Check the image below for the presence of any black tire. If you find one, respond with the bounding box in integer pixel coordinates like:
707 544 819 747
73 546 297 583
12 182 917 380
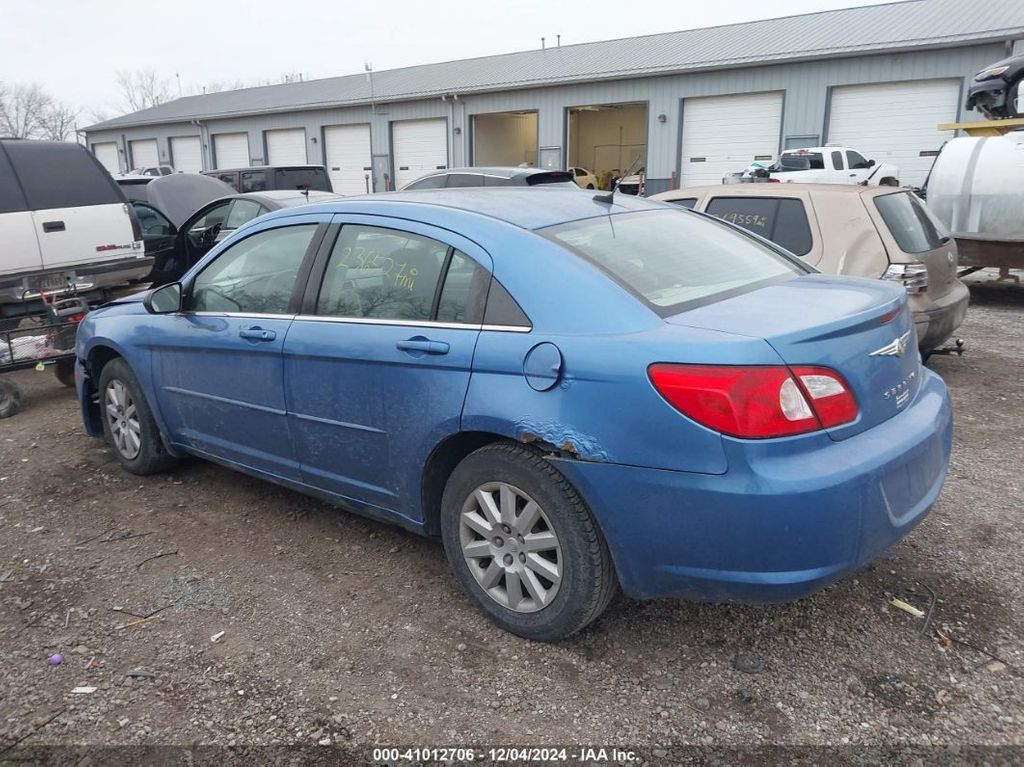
440 442 617 641
586 184 595 190
97 357 177 475
54 358 75 388
0 379 23 419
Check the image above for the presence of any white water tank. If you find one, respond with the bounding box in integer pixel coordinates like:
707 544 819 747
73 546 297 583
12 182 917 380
926 132 1024 240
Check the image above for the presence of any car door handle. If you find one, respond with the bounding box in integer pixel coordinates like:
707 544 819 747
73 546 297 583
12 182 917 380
396 338 449 355
42 221 65 233
239 327 276 341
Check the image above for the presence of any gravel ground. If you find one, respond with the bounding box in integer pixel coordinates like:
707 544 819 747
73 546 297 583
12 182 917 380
0 275 1022 761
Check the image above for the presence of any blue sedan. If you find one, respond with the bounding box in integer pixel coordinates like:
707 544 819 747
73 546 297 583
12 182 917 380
75 189 952 641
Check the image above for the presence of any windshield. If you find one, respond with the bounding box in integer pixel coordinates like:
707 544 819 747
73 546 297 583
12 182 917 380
543 209 806 314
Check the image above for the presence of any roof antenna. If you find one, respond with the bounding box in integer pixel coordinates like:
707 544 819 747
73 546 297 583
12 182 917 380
593 157 643 204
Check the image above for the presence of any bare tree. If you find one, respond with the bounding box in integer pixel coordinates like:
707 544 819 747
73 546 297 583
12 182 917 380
116 70 172 113
38 101 79 141
0 82 52 138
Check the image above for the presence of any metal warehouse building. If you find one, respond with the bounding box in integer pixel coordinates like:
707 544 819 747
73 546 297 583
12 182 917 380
84 0 1024 193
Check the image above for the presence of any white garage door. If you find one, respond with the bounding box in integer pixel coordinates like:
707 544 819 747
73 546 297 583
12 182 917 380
680 92 783 186
826 79 960 188
213 132 250 168
93 142 119 174
266 128 307 166
393 118 448 189
129 139 159 171
324 124 372 195
170 135 203 173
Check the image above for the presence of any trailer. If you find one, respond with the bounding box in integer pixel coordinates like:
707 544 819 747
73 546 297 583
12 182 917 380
926 119 1024 282
0 290 88 419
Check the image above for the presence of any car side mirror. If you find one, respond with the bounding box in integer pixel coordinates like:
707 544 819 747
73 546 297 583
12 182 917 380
144 282 182 314
867 159 876 168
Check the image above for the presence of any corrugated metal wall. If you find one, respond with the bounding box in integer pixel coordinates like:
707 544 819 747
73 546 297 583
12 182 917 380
86 43 1007 193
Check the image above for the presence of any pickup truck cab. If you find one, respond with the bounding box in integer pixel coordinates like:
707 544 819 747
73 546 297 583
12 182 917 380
0 140 148 325
762 147 899 187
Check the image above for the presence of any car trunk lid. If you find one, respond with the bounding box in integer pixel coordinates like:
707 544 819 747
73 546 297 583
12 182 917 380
666 274 921 441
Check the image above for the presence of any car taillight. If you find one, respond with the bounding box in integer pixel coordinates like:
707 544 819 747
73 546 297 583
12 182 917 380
882 263 928 294
648 364 858 439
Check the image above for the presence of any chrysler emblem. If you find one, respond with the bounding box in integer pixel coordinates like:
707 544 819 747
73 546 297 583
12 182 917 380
869 331 912 358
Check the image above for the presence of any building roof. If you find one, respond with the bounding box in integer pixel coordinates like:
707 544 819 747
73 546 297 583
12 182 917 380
86 0 1024 132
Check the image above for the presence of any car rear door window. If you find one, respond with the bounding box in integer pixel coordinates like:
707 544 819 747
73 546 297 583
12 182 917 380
316 225 450 322
225 199 265 229
445 173 484 188
188 224 318 314
435 251 489 324
874 191 949 254
831 151 844 169
405 175 446 190
212 172 239 190
705 197 813 257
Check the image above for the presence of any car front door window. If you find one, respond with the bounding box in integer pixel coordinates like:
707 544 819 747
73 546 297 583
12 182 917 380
189 224 318 314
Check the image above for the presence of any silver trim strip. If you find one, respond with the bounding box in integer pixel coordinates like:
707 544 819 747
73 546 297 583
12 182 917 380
182 311 531 333
292 315 532 333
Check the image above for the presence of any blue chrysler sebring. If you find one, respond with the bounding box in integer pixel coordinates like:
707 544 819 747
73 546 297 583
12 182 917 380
75 189 952 641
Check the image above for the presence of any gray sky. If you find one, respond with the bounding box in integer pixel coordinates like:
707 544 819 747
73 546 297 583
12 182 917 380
0 0 893 119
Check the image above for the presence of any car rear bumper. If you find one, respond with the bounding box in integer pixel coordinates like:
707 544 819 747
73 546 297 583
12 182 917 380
910 280 970 352
0 256 153 307
552 367 951 602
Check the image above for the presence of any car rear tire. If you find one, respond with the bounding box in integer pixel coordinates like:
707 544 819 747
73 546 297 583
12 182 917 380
440 442 617 641
54 359 75 388
0 380 23 419
98 358 177 476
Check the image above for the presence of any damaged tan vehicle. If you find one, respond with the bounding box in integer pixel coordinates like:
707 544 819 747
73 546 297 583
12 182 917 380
653 184 969 355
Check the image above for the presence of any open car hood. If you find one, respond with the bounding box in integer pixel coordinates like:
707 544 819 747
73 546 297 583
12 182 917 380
146 174 234 228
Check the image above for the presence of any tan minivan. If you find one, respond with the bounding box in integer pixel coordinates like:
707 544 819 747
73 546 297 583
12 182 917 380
651 184 969 354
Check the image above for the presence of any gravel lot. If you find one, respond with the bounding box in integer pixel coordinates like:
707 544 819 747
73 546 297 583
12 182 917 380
1 275 1022 761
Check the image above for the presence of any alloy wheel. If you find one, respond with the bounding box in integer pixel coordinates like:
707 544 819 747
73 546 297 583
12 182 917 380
105 379 142 460
459 482 562 613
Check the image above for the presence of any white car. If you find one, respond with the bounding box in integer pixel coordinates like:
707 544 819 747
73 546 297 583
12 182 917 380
568 166 599 189
764 147 899 186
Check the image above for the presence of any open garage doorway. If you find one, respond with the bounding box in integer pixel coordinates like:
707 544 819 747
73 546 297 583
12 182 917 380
472 111 538 167
567 102 647 190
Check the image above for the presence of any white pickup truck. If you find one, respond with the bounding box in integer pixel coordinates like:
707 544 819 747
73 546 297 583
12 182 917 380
0 140 150 326
765 146 899 186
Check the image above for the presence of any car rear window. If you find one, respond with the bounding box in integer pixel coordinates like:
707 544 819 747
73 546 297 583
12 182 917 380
4 141 124 210
274 167 331 192
543 209 806 315
773 152 824 172
874 191 949 254
705 197 813 257
668 198 697 209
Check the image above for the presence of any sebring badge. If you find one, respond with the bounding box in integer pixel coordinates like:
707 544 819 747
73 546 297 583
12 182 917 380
869 331 912 358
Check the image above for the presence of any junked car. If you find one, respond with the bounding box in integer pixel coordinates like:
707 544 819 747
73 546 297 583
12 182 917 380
130 173 339 285
75 189 952 641
568 167 600 190
652 184 968 354
966 52 1024 119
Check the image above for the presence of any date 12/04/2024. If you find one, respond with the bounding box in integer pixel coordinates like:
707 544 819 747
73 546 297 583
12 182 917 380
371 746 640 762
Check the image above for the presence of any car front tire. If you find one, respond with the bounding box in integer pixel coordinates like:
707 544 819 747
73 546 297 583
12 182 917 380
440 442 617 641
98 358 177 475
